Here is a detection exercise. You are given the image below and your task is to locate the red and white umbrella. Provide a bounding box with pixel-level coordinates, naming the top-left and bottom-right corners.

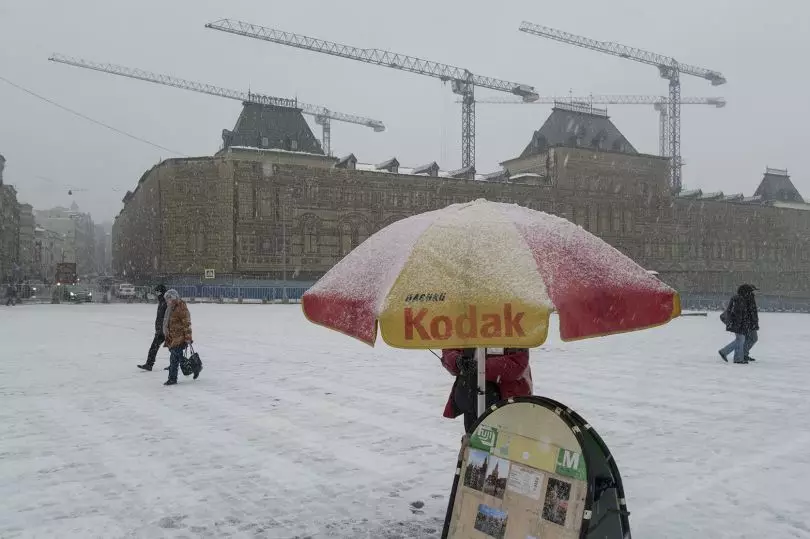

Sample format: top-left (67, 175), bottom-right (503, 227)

top-left (303, 199), bottom-right (680, 413)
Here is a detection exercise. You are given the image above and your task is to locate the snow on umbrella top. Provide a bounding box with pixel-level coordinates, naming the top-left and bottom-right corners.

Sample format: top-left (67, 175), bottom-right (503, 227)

top-left (302, 199), bottom-right (680, 348)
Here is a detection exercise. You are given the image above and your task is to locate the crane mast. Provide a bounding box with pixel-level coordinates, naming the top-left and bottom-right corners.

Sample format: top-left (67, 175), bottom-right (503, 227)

top-left (474, 94), bottom-right (725, 158)
top-left (48, 53), bottom-right (385, 156)
top-left (205, 19), bottom-right (539, 169)
top-left (518, 21), bottom-right (726, 193)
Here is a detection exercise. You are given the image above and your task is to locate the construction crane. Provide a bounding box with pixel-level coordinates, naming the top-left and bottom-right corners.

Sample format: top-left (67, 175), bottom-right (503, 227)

top-left (518, 21), bottom-right (726, 193)
top-left (474, 95), bottom-right (726, 157)
top-left (205, 19), bottom-right (539, 170)
top-left (48, 53), bottom-right (385, 156)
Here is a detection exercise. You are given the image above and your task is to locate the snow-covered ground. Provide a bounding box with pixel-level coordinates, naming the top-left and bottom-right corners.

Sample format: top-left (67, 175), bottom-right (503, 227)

top-left (1, 304), bottom-right (809, 539)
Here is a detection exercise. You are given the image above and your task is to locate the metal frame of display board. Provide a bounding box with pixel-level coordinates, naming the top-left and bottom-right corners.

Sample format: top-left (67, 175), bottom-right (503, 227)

top-left (441, 395), bottom-right (632, 539)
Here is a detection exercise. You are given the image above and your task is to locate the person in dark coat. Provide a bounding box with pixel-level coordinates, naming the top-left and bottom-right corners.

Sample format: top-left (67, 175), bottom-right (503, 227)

top-left (441, 348), bottom-right (533, 433)
top-left (719, 284), bottom-right (760, 364)
top-left (138, 284), bottom-right (168, 371)
top-left (5, 283), bottom-right (17, 306)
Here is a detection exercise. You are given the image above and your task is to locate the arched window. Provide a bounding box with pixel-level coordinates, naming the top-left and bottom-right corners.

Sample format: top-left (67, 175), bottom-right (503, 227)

top-left (340, 222), bottom-right (353, 256)
top-left (303, 220), bottom-right (318, 254)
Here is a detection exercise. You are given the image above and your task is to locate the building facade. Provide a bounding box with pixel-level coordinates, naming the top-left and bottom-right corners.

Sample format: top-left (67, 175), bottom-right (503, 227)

top-left (0, 153), bottom-right (21, 282)
top-left (113, 104), bottom-right (810, 309)
top-left (35, 204), bottom-right (96, 277)
top-left (18, 203), bottom-right (34, 278)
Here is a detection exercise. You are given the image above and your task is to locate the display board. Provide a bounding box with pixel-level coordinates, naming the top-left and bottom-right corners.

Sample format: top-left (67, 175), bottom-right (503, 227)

top-left (442, 396), bottom-right (631, 539)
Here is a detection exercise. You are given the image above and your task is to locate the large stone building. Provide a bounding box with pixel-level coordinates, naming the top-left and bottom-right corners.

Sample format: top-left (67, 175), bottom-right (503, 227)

top-left (113, 102), bottom-right (810, 309)
top-left (18, 203), bottom-right (34, 278)
top-left (34, 225), bottom-right (67, 281)
top-left (0, 153), bottom-right (21, 282)
top-left (35, 203), bottom-right (96, 277)
top-left (94, 222), bottom-right (112, 275)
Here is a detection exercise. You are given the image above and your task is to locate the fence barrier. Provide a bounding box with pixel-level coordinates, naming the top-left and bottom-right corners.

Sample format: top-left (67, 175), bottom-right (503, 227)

top-left (6, 283), bottom-right (810, 312)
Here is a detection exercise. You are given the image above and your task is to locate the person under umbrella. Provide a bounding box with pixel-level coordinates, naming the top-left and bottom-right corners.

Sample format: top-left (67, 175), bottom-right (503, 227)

top-left (441, 348), bottom-right (532, 433)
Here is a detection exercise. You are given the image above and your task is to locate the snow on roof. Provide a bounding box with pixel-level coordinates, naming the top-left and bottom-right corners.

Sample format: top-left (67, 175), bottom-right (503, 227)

top-left (769, 201), bottom-right (810, 211)
top-left (226, 146), bottom-right (333, 159)
top-left (355, 162), bottom-right (501, 181)
top-left (510, 172), bottom-right (543, 180)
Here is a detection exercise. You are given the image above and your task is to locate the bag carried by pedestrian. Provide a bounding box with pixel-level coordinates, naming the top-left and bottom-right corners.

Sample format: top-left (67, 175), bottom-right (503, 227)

top-left (720, 297), bottom-right (734, 324)
top-left (180, 344), bottom-right (203, 379)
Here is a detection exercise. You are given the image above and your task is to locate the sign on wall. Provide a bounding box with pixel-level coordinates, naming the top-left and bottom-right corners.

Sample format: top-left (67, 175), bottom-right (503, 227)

top-left (204, 269), bottom-right (215, 279)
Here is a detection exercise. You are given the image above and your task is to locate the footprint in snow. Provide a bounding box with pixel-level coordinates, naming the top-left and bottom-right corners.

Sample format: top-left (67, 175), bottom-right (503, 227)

top-left (157, 515), bottom-right (187, 529)
top-left (410, 500), bottom-right (425, 514)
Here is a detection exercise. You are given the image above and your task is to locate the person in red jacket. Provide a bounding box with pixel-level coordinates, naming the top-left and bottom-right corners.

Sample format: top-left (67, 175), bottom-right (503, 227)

top-left (441, 348), bottom-right (533, 433)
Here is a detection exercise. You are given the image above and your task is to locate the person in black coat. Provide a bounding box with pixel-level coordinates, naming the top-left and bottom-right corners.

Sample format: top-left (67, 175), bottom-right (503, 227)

top-left (718, 284), bottom-right (760, 364)
top-left (138, 284), bottom-right (168, 371)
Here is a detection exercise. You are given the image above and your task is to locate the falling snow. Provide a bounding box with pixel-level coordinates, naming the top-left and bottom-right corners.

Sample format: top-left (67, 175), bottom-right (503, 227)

top-left (2, 304), bottom-right (810, 538)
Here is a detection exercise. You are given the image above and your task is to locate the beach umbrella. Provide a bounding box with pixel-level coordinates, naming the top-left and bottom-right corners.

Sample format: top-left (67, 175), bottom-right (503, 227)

top-left (302, 199), bottom-right (680, 414)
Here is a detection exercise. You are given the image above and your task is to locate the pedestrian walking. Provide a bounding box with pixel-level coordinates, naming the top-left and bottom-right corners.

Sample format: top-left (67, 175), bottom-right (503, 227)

top-left (5, 283), bottom-right (17, 306)
top-left (138, 284), bottom-right (168, 371)
top-left (440, 348), bottom-right (533, 433)
top-left (719, 284), bottom-right (760, 364)
top-left (162, 289), bottom-right (193, 386)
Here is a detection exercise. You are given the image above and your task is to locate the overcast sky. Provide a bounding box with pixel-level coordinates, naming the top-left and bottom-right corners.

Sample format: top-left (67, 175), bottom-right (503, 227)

top-left (1, 0), bottom-right (807, 222)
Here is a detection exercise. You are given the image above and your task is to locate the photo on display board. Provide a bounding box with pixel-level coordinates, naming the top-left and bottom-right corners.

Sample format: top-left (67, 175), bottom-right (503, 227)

top-left (482, 455), bottom-right (511, 500)
top-left (473, 503), bottom-right (508, 539)
top-left (542, 477), bottom-right (572, 526)
top-left (464, 448), bottom-right (489, 492)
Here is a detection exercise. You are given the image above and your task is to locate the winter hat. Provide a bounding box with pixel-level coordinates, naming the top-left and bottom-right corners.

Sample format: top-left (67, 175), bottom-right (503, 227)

top-left (164, 289), bottom-right (180, 301)
top-left (154, 284), bottom-right (167, 294)
top-left (738, 284), bottom-right (758, 295)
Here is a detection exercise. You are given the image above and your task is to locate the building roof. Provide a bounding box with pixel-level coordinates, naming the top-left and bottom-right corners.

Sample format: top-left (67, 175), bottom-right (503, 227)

top-left (480, 169), bottom-right (510, 182)
top-left (520, 102), bottom-right (637, 158)
top-left (222, 102), bottom-right (323, 155)
top-left (412, 161), bottom-right (439, 176)
top-left (335, 153), bottom-right (357, 169)
top-left (753, 168), bottom-right (804, 203)
top-left (376, 157), bottom-right (400, 172)
top-left (447, 165), bottom-right (476, 180)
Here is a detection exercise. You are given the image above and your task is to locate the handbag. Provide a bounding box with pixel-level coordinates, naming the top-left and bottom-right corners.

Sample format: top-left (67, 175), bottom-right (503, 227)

top-left (180, 348), bottom-right (194, 376)
top-left (181, 344), bottom-right (203, 379)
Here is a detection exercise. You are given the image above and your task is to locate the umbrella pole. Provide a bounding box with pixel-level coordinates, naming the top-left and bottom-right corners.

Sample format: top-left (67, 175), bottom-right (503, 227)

top-left (476, 347), bottom-right (486, 417)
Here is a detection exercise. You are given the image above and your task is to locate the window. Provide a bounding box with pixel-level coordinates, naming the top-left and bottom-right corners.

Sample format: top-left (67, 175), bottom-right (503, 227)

top-left (624, 210), bottom-right (633, 234)
top-left (644, 242), bottom-right (652, 258)
top-left (588, 206), bottom-right (598, 232)
top-left (574, 207), bottom-right (587, 228)
top-left (340, 222), bottom-right (353, 256)
top-left (671, 243), bottom-right (678, 259)
top-left (599, 208), bottom-right (610, 235)
top-left (261, 136), bottom-right (269, 148)
top-left (305, 183), bottom-right (318, 200)
top-left (612, 208), bottom-right (621, 234)
top-left (261, 238), bottom-right (273, 254)
top-left (303, 221), bottom-right (318, 254)
top-left (290, 140), bottom-right (298, 150)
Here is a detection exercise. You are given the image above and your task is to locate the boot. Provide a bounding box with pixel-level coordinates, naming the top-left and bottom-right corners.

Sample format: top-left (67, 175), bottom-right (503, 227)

top-left (137, 364), bottom-right (152, 371)
top-left (164, 380), bottom-right (177, 386)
